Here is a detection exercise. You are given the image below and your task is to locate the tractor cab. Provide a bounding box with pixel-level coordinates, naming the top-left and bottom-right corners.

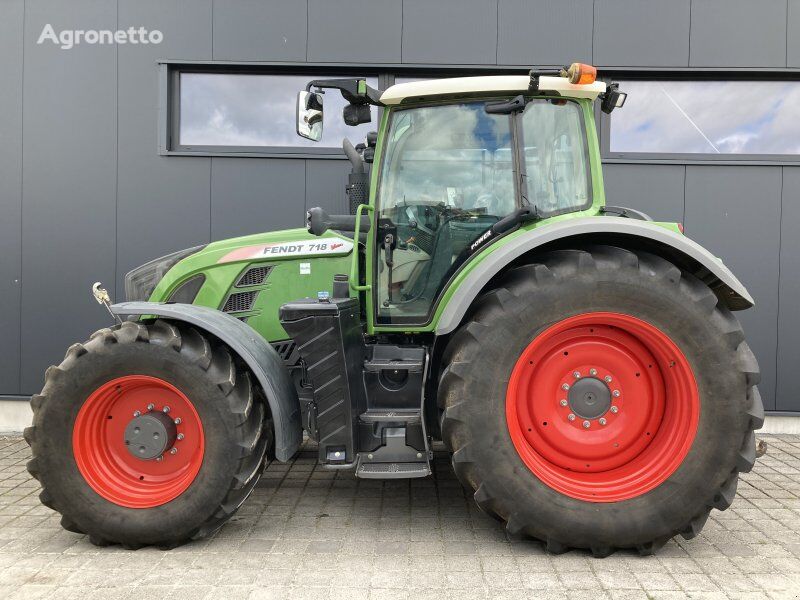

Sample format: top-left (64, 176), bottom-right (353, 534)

top-left (298, 65), bottom-right (625, 326)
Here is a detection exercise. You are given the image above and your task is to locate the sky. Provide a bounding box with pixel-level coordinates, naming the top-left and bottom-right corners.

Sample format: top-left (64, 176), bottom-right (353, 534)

top-left (179, 73), bottom-right (378, 148)
top-left (610, 80), bottom-right (800, 155)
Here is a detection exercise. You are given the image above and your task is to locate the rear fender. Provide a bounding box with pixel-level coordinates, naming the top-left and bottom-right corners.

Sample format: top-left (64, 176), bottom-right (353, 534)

top-left (435, 216), bottom-right (754, 335)
top-left (111, 302), bottom-right (302, 461)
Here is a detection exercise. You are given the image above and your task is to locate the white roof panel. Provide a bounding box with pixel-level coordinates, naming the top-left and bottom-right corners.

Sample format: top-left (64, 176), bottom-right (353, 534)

top-left (380, 75), bottom-right (606, 105)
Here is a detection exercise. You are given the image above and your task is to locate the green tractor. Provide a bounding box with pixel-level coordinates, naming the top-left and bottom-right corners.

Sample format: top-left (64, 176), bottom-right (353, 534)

top-left (26, 64), bottom-right (763, 556)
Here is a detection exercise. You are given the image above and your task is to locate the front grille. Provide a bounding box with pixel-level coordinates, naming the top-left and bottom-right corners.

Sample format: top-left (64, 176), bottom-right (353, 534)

top-left (236, 265), bottom-right (272, 287)
top-left (222, 290), bottom-right (258, 313)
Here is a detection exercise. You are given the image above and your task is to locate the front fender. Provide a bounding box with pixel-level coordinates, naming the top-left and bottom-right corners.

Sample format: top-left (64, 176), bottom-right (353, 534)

top-left (110, 302), bottom-right (302, 461)
top-left (435, 217), bottom-right (754, 336)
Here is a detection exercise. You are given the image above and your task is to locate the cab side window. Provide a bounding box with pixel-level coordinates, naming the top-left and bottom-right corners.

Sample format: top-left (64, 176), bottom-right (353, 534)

top-left (521, 100), bottom-right (591, 215)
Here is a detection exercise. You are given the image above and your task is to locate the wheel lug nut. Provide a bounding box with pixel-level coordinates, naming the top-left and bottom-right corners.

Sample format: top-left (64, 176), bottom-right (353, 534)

top-left (177, 433), bottom-right (184, 440)
top-left (561, 383), bottom-right (570, 391)
top-left (599, 417), bottom-right (607, 426)
top-left (156, 455), bottom-right (163, 462)
top-left (567, 413), bottom-right (576, 421)
top-left (170, 448), bottom-right (178, 455)
top-left (147, 403), bottom-right (155, 411)
top-left (610, 406), bottom-right (619, 414)
top-left (590, 368), bottom-right (597, 376)
top-left (573, 371), bottom-right (581, 379)
top-left (174, 417), bottom-right (182, 425)
top-left (612, 390), bottom-right (620, 398)
top-left (162, 406), bottom-right (170, 413)
top-left (604, 375), bottom-right (612, 383)
top-left (582, 420), bottom-right (590, 429)
top-left (559, 399), bottom-right (568, 407)
top-left (133, 410), bottom-right (141, 417)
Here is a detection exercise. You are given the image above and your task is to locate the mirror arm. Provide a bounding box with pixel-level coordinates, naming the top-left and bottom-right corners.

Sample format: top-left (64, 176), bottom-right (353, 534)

top-left (305, 78), bottom-right (384, 106)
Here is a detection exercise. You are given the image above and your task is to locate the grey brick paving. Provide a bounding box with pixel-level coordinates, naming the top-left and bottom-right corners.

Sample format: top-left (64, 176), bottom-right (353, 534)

top-left (1, 434), bottom-right (799, 599)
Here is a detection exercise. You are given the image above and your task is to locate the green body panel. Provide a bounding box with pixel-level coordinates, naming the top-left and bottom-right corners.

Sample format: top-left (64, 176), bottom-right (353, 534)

top-left (147, 91), bottom-right (683, 344)
top-left (149, 228), bottom-right (353, 342)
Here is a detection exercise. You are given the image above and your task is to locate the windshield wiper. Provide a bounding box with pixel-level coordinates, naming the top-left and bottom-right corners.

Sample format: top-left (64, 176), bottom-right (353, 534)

top-left (485, 95), bottom-right (527, 115)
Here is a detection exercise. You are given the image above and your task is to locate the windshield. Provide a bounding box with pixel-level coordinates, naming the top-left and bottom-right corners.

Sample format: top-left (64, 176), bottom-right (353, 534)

top-left (375, 101), bottom-right (517, 324)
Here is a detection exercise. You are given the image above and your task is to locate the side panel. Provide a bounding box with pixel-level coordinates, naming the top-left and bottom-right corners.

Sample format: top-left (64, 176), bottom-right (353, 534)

top-left (21, 0), bottom-right (118, 393)
top-left (307, 0), bottom-right (402, 63)
top-left (602, 165), bottom-right (685, 223)
top-left (212, 0), bottom-right (307, 62)
top-left (116, 0), bottom-right (213, 298)
top-left (497, 0), bottom-right (593, 66)
top-left (685, 166), bottom-right (782, 411)
top-left (401, 0), bottom-right (498, 65)
top-left (593, 0), bottom-right (690, 67)
top-left (433, 217), bottom-right (754, 336)
top-left (210, 158), bottom-right (306, 241)
top-left (110, 302), bottom-right (302, 461)
top-left (778, 168), bottom-right (800, 411)
top-left (689, 0), bottom-right (787, 68)
top-left (0, 0), bottom-right (23, 394)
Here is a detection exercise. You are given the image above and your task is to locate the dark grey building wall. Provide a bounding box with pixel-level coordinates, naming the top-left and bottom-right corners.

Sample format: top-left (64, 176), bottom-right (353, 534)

top-left (0, 0), bottom-right (24, 396)
top-left (0, 0), bottom-right (796, 412)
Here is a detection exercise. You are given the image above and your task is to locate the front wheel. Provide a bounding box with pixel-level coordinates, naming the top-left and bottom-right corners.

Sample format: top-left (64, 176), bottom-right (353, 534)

top-left (439, 246), bottom-right (763, 556)
top-left (25, 320), bottom-right (271, 549)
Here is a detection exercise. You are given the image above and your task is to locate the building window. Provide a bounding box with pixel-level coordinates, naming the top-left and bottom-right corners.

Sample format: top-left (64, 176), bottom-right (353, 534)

top-left (607, 80), bottom-right (800, 158)
top-left (173, 72), bottom-right (379, 154)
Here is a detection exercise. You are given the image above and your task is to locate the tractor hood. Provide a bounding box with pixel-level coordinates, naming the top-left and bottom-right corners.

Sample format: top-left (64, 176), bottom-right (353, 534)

top-left (137, 228), bottom-right (354, 305)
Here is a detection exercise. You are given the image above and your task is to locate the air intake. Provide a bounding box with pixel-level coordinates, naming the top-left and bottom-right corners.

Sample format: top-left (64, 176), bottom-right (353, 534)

top-left (222, 290), bottom-right (258, 313)
top-left (236, 265), bottom-right (273, 287)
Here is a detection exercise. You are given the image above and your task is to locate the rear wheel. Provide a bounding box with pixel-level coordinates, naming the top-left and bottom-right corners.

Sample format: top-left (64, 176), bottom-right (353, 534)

top-left (439, 246), bottom-right (763, 556)
top-left (25, 320), bottom-right (271, 549)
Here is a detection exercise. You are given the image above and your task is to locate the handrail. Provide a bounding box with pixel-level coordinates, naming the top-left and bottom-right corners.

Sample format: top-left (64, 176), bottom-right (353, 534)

top-left (349, 203), bottom-right (374, 292)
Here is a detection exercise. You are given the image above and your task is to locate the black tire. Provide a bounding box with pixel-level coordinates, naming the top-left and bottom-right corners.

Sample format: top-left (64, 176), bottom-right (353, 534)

top-left (439, 246), bottom-right (763, 556)
top-left (24, 319), bottom-right (272, 549)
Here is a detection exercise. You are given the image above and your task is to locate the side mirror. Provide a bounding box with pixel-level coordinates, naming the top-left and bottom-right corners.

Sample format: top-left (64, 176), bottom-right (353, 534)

top-left (297, 91), bottom-right (324, 141)
top-left (601, 83), bottom-right (627, 114)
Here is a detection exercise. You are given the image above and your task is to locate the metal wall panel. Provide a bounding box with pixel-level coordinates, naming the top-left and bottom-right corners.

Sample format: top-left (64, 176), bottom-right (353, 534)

top-left (212, 0), bottom-right (307, 62)
top-left (497, 0), bottom-right (593, 66)
top-left (116, 0), bottom-right (213, 296)
top-left (21, 0), bottom-right (118, 393)
top-left (684, 166), bottom-right (781, 410)
top-left (401, 0), bottom-right (498, 65)
top-left (690, 0), bottom-right (787, 68)
top-left (305, 160), bottom-right (351, 216)
top-left (777, 168), bottom-right (800, 411)
top-left (602, 164), bottom-right (685, 223)
top-left (307, 0), bottom-right (401, 64)
top-left (593, 0), bottom-right (690, 67)
top-left (0, 0), bottom-right (23, 394)
top-left (211, 158), bottom-right (306, 241)
top-left (789, 0), bottom-right (800, 68)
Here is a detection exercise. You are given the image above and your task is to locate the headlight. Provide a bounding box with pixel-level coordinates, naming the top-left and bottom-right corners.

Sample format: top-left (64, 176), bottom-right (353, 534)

top-left (124, 245), bottom-right (206, 302)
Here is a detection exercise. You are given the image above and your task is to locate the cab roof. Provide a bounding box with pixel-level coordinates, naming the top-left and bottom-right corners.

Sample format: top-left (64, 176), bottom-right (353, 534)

top-left (380, 75), bottom-right (607, 105)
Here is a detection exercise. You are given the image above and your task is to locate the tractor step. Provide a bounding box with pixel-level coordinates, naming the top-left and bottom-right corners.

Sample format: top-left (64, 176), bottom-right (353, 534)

top-left (359, 409), bottom-right (421, 424)
top-left (353, 424), bottom-right (431, 479)
top-left (356, 460), bottom-right (431, 479)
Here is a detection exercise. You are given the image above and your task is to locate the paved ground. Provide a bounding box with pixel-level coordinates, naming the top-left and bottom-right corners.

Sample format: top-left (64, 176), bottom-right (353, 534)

top-left (1, 435), bottom-right (799, 600)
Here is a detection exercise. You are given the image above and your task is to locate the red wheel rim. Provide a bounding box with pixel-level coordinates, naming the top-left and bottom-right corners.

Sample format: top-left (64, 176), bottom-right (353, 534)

top-left (506, 312), bottom-right (699, 502)
top-left (73, 375), bottom-right (204, 508)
